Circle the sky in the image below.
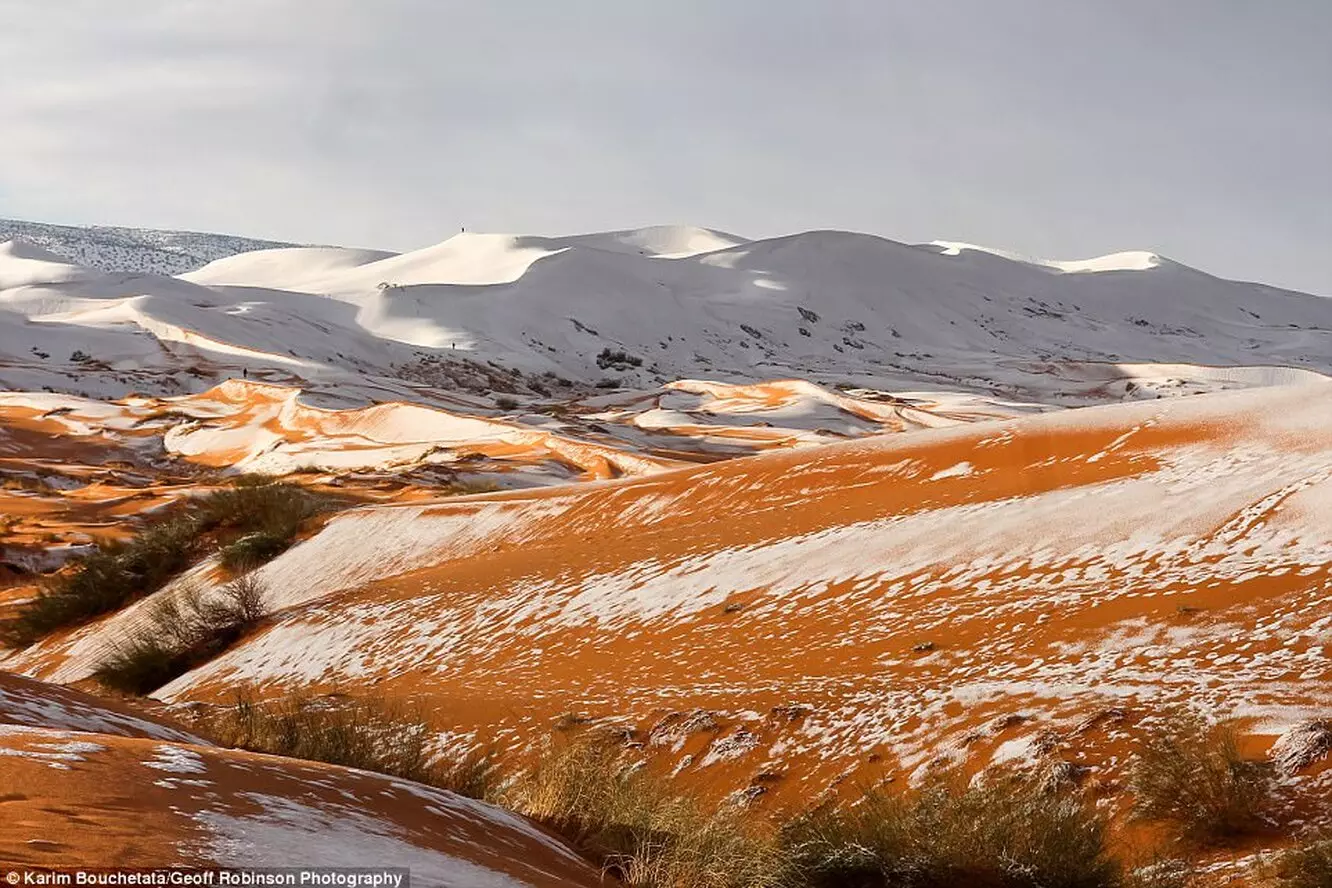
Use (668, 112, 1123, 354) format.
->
(1, 0, 1329, 294)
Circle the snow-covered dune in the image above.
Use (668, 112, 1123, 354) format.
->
(4, 218, 1332, 879)
(3, 221, 1330, 408)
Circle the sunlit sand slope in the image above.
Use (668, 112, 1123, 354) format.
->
(102, 380, 1330, 809)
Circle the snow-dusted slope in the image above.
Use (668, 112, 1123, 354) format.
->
(0, 217, 299, 276)
(15, 381, 1329, 828)
(0, 674, 599, 885)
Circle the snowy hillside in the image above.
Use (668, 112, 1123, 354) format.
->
(5, 219, 1332, 884)
(1, 221, 1329, 409)
(0, 217, 298, 276)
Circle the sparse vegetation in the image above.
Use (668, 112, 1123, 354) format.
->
(0, 479, 334, 647)
(1271, 835, 1332, 888)
(395, 354, 547, 395)
(503, 734, 783, 888)
(1121, 858, 1194, 888)
(1, 517, 200, 647)
(197, 691, 495, 800)
(597, 347, 644, 371)
(1130, 712, 1273, 845)
(781, 772, 1120, 888)
(94, 575, 267, 695)
(177, 695, 1314, 887)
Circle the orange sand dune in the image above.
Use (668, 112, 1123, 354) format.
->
(57, 382, 1313, 822)
(0, 380, 683, 482)
(0, 673, 599, 885)
(6, 381, 1332, 881)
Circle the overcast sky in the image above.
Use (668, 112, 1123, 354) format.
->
(1, 0, 1328, 293)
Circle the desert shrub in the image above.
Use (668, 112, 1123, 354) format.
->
(197, 480, 322, 534)
(781, 772, 1119, 888)
(0, 517, 199, 647)
(504, 735, 782, 888)
(0, 480, 332, 647)
(93, 575, 268, 695)
(596, 348, 643, 370)
(1271, 835, 1332, 888)
(197, 692, 495, 800)
(1121, 858, 1193, 888)
(204, 481, 328, 571)
(1130, 712, 1273, 845)
(219, 530, 292, 572)
(495, 396, 520, 410)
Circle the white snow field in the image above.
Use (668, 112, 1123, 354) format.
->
(1, 220, 1329, 411)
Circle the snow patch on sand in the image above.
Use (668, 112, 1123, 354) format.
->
(195, 793, 532, 887)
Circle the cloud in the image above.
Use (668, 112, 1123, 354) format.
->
(0, 0, 1328, 293)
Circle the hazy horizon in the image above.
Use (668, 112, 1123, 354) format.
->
(2, 0, 1328, 294)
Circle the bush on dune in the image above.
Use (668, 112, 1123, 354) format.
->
(94, 574, 268, 695)
(1271, 835, 1332, 888)
(0, 478, 333, 647)
(1130, 712, 1273, 846)
(183, 695, 1317, 888)
(196, 692, 496, 801)
(503, 735, 783, 888)
(781, 772, 1119, 888)
(0, 517, 200, 647)
(196, 479, 329, 571)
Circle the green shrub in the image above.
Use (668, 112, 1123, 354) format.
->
(203, 481, 327, 571)
(219, 530, 293, 572)
(1130, 713, 1273, 845)
(1, 518, 199, 647)
(781, 773, 1119, 888)
(94, 575, 267, 695)
(1, 479, 331, 647)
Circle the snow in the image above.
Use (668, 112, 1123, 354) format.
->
(931, 241, 1165, 273)
(195, 793, 536, 888)
(3, 221, 1331, 410)
(124, 381, 1331, 802)
(0, 724, 105, 770)
(0, 217, 297, 276)
(143, 744, 209, 774)
(0, 674, 207, 743)
(561, 224, 747, 258)
(1271, 720, 1332, 775)
(929, 461, 975, 480)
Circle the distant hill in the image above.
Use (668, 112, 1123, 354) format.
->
(0, 217, 298, 276)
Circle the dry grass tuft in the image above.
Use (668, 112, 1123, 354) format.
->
(196, 691, 495, 801)
(1130, 712, 1273, 846)
(781, 772, 1120, 888)
(503, 735, 784, 888)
